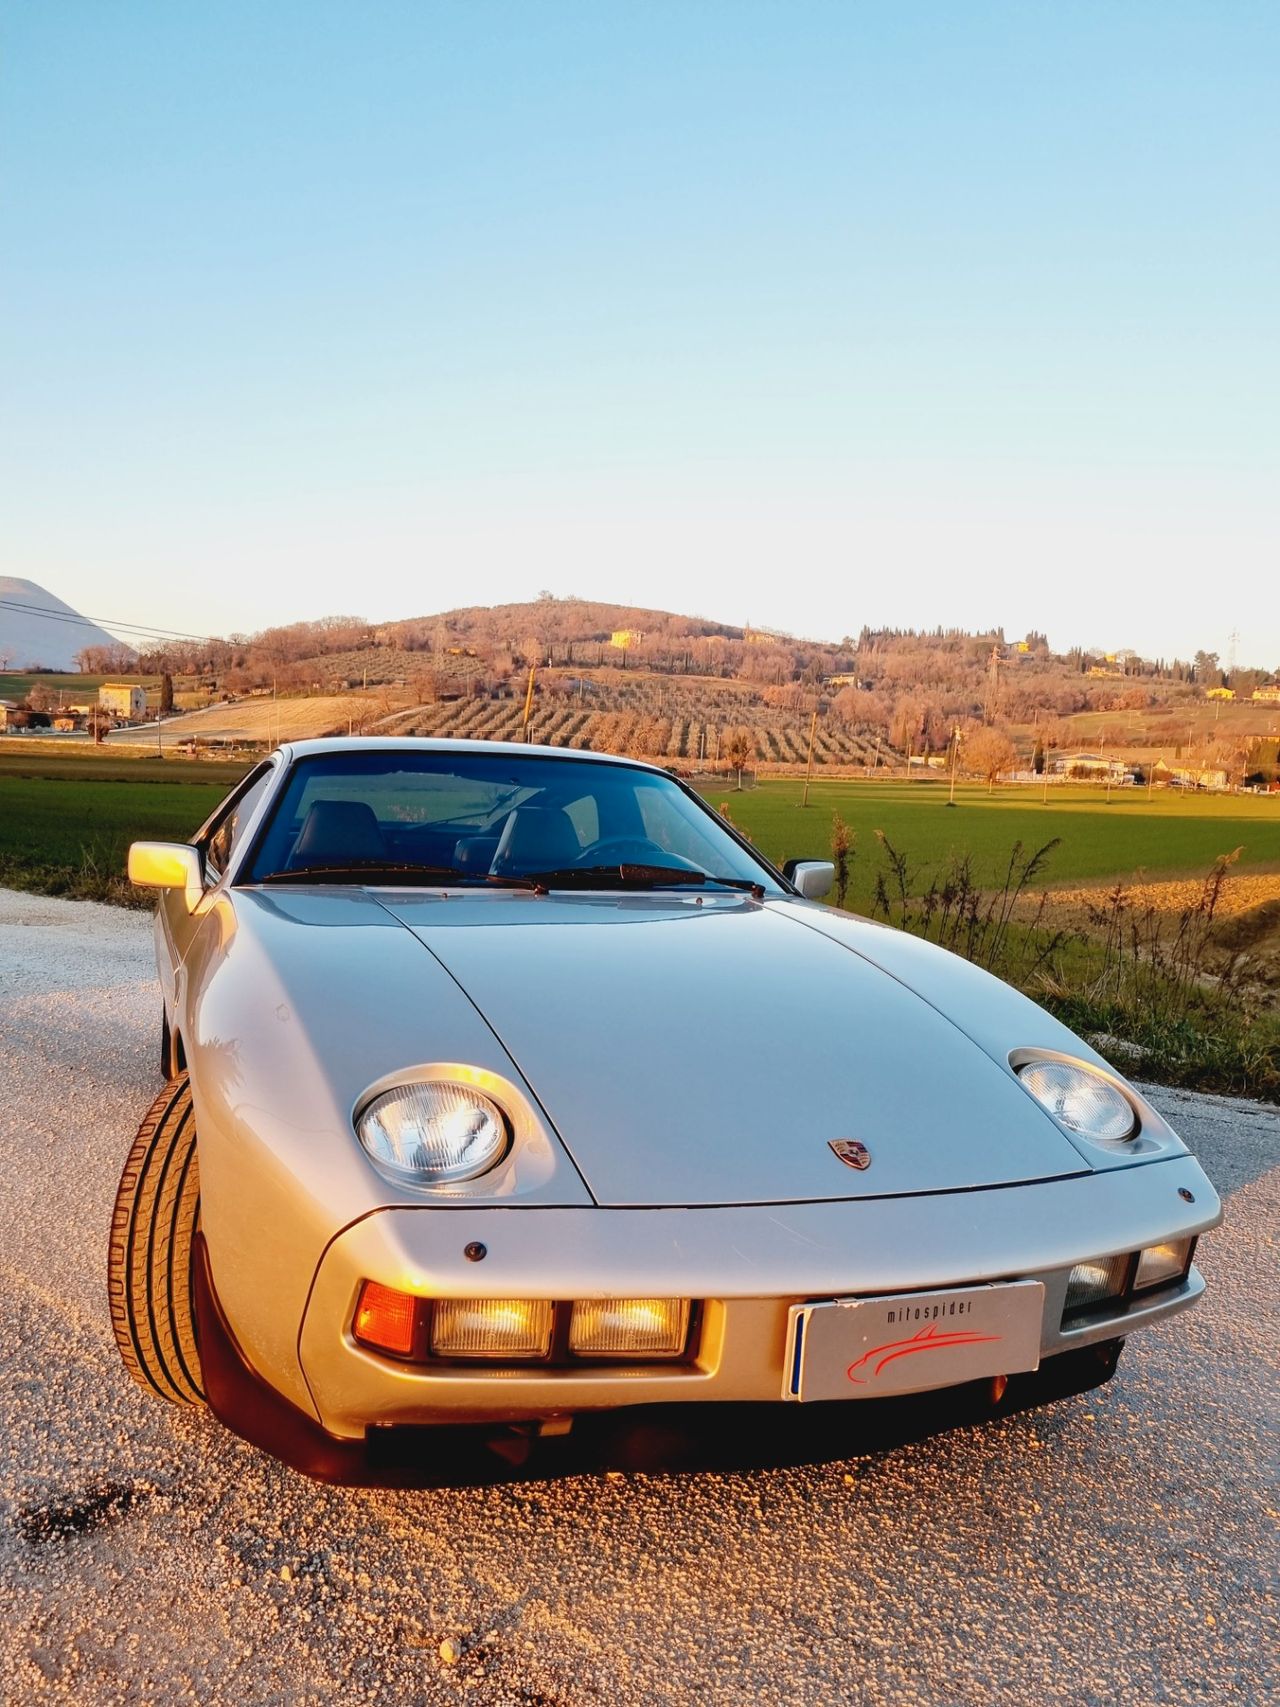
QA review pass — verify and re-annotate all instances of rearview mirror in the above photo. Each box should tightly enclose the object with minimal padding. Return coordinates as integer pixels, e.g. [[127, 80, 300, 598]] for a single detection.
[[128, 842, 204, 911], [787, 860, 835, 901]]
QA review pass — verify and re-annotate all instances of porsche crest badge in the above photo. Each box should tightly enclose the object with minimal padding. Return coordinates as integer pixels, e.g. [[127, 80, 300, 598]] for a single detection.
[[828, 1138, 872, 1171]]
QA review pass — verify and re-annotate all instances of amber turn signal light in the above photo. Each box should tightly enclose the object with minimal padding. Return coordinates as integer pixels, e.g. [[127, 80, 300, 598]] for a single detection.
[[353, 1280, 418, 1357]]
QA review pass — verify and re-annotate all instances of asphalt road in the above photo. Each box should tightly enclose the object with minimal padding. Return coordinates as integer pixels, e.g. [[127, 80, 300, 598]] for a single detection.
[[1, 888, 1276, 1707]]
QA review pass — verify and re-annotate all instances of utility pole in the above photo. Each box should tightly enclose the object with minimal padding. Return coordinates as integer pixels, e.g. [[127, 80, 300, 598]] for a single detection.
[[948, 726, 961, 807], [801, 708, 817, 807], [521, 665, 537, 742], [986, 643, 1002, 723]]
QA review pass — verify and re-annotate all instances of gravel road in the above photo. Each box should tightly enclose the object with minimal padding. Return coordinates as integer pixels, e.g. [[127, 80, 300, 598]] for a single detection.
[[1, 887, 1276, 1706]]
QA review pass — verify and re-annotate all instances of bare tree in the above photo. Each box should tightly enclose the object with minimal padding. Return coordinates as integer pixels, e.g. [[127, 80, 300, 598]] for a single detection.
[[964, 726, 1018, 792], [724, 728, 754, 789]]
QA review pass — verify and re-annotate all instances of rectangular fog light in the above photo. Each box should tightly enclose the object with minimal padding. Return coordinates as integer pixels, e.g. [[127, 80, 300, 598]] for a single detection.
[[1063, 1253, 1131, 1317], [569, 1298, 691, 1358], [1134, 1239, 1193, 1293], [430, 1298, 553, 1359]]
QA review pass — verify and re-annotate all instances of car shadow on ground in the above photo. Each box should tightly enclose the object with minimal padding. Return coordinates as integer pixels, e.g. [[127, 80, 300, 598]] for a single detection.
[[358, 1339, 1121, 1488]]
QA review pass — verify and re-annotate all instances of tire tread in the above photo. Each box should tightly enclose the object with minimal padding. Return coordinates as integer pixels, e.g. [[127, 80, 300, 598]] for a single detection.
[[107, 1075, 205, 1405]]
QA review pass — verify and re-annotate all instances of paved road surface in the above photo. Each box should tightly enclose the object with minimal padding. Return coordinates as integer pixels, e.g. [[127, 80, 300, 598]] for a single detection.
[[1, 889, 1276, 1705]]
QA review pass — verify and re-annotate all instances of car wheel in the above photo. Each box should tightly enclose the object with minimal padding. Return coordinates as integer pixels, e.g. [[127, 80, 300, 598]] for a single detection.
[[107, 1075, 206, 1405]]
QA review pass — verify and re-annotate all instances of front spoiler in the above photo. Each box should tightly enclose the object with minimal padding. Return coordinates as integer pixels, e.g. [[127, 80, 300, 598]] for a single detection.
[[192, 1234, 1130, 1487]]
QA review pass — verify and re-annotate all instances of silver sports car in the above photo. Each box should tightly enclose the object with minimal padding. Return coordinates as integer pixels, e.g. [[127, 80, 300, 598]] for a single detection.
[[111, 738, 1220, 1481]]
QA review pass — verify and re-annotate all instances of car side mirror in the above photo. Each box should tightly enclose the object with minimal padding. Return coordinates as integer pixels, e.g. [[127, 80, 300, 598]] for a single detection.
[[786, 860, 835, 901], [128, 842, 204, 912]]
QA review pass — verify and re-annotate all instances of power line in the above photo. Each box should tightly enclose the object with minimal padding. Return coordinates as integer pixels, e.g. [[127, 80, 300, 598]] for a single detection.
[[0, 597, 224, 646]]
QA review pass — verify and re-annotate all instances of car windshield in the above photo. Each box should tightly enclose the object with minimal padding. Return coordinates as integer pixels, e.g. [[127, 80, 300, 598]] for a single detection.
[[242, 749, 783, 893]]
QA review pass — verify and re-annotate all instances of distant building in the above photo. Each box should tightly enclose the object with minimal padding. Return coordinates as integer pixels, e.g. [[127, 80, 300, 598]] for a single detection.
[[53, 714, 81, 732], [609, 630, 645, 650], [1051, 751, 1131, 779], [1154, 760, 1229, 792], [99, 683, 147, 720], [1251, 685, 1280, 703]]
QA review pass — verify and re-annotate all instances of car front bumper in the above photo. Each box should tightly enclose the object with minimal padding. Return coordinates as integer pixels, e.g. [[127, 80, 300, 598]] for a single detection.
[[288, 1152, 1218, 1440]]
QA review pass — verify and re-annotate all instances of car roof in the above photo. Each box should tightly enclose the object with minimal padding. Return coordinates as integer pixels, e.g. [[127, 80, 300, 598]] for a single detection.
[[277, 736, 667, 773]]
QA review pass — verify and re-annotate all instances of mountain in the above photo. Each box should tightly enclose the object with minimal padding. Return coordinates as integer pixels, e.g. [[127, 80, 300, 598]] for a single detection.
[[0, 578, 134, 672]]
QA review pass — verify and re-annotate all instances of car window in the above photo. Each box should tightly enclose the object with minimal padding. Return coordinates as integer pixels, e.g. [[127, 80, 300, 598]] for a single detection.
[[287, 768, 518, 829], [563, 794, 599, 846], [241, 750, 781, 891], [635, 780, 747, 871], [204, 766, 275, 879]]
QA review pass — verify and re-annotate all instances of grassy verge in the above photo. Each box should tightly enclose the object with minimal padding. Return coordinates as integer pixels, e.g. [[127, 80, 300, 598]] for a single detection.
[[0, 849, 147, 908], [864, 832, 1279, 1103]]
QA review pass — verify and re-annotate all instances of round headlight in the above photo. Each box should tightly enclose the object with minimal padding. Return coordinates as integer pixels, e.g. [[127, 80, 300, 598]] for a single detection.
[[1017, 1059, 1137, 1143], [357, 1082, 508, 1184]]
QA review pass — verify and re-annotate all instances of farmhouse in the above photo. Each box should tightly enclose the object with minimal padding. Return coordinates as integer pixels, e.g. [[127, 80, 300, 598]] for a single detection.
[[99, 682, 147, 720], [1051, 751, 1130, 779], [1252, 685, 1280, 703], [1153, 761, 1230, 791]]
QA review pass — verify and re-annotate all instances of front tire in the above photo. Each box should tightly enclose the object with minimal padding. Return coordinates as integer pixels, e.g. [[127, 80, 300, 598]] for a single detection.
[[107, 1075, 205, 1405]]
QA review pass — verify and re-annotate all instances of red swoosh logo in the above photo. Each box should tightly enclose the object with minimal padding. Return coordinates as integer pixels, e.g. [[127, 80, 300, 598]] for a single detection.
[[846, 1324, 1002, 1384]]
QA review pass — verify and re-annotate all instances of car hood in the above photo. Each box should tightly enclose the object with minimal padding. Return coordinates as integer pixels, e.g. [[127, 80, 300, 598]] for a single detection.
[[380, 891, 1089, 1207]]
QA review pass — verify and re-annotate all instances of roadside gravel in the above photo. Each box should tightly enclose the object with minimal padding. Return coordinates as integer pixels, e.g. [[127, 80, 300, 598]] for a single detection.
[[1, 888, 1276, 1706]]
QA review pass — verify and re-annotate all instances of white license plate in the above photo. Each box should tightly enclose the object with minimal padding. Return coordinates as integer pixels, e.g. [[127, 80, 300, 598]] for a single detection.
[[784, 1281, 1044, 1402]]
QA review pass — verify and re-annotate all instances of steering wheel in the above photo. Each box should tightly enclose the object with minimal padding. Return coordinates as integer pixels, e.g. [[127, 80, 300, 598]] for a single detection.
[[576, 837, 701, 871]]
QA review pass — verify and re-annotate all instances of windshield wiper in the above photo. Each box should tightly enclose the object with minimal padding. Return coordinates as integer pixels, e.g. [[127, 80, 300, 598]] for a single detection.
[[487, 863, 766, 898], [257, 862, 469, 885]]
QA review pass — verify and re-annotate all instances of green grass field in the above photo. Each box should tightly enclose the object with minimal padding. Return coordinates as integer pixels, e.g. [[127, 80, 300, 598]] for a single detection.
[[706, 779, 1280, 910], [2, 752, 1276, 910], [0, 671, 159, 700], [0, 751, 250, 902]]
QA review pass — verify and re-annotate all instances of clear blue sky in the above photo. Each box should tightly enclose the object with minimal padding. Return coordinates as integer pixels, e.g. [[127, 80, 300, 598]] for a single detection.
[[3, 2, 1276, 665]]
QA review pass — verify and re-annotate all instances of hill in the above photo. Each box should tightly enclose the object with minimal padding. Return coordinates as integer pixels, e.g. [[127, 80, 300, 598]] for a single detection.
[[63, 594, 1278, 782], [0, 578, 134, 674]]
